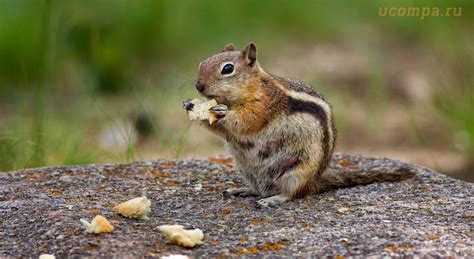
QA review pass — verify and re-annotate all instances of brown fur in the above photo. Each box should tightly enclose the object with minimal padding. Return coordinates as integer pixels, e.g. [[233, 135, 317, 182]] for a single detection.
[[258, 139, 282, 158], [192, 43, 412, 207], [316, 167, 417, 193]]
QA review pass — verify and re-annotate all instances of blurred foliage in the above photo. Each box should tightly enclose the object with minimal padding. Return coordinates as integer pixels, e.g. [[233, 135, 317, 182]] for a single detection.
[[0, 0, 472, 171], [1, 0, 472, 95]]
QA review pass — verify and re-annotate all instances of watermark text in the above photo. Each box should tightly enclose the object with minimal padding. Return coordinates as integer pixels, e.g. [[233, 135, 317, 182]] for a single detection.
[[379, 7, 462, 19]]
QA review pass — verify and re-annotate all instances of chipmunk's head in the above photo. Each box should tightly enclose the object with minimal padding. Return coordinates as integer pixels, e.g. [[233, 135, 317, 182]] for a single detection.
[[195, 42, 262, 106]]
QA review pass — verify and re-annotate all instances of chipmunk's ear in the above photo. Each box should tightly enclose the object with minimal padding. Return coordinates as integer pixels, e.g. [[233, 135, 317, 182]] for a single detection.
[[241, 42, 257, 66], [222, 43, 235, 52]]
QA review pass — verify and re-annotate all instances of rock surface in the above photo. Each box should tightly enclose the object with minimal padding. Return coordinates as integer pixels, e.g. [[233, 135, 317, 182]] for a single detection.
[[1, 153, 473, 257]]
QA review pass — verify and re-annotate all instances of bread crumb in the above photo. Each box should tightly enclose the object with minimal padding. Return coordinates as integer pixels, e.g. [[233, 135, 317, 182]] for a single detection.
[[187, 99, 218, 124], [39, 254, 55, 259], [80, 215, 114, 234], [158, 225, 204, 248], [114, 196, 151, 220]]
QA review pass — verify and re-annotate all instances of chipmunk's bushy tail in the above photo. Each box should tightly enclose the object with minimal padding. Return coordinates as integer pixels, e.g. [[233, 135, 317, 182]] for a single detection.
[[316, 167, 416, 193]]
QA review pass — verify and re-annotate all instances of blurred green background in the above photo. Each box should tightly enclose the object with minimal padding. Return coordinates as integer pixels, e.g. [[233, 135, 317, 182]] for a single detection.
[[0, 0, 472, 181]]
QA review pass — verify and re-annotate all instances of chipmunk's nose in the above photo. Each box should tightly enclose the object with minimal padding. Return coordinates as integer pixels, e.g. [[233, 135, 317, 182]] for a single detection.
[[195, 79, 206, 92]]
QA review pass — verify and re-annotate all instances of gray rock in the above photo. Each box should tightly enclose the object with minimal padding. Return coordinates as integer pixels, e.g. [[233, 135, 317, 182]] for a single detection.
[[0, 153, 472, 257]]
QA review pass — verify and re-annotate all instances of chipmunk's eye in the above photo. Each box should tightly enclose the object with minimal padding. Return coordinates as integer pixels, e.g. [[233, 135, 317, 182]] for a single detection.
[[221, 63, 234, 75]]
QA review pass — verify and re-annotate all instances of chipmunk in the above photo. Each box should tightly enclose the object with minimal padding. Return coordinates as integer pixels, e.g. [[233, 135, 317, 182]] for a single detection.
[[183, 43, 414, 207]]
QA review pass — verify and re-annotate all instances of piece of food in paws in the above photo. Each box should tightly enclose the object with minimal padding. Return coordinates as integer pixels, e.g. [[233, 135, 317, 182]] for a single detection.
[[39, 254, 56, 259], [158, 225, 204, 248], [114, 196, 151, 220], [80, 215, 114, 234], [185, 99, 218, 124]]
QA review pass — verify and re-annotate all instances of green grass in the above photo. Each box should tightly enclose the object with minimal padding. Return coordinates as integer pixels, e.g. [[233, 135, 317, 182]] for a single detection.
[[435, 84, 474, 160], [0, 117, 97, 171]]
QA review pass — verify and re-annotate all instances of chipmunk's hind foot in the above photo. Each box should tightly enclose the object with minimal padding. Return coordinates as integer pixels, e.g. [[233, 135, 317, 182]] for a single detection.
[[256, 194, 290, 208], [222, 188, 256, 199]]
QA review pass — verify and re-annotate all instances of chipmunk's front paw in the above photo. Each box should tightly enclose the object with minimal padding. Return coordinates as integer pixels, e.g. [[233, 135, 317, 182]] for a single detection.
[[209, 104, 228, 122], [182, 99, 194, 111]]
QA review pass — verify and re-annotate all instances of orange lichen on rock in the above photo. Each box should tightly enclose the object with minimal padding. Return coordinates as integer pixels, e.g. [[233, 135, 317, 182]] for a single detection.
[[263, 242, 283, 251]]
